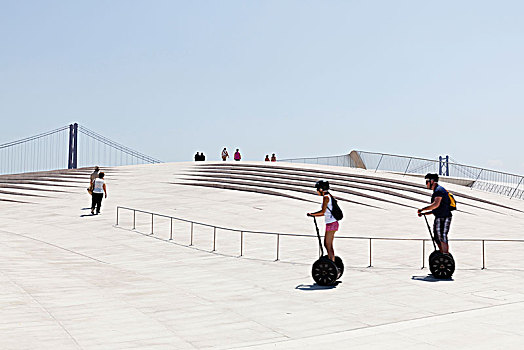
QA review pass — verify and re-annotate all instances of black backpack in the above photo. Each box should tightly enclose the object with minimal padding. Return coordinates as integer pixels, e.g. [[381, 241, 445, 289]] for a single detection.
[[327, 194, 343, 221]]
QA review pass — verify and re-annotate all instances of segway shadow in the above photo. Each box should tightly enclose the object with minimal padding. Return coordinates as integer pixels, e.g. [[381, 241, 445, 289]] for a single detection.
[[310, 216, 344, 286]]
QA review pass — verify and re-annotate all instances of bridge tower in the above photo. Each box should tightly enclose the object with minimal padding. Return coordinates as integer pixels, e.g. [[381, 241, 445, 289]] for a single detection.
[[68, 123, 78, 169], [439, 155, 449, 176]]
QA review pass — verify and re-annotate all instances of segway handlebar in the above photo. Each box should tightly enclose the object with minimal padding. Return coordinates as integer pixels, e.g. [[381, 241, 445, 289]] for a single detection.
[[422, 214, 437, 250], [310, 216, 324, 257]]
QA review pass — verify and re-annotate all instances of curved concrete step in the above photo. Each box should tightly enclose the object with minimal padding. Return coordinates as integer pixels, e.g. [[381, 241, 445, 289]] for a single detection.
[[195, 164, 521, 213], [187, 169, 498, 214]]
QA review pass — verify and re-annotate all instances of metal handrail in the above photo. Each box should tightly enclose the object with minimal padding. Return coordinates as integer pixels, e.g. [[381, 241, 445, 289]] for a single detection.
[[280, 150, 524, 200], [115, 206, 524, 269], [282, 150, 524, 179]]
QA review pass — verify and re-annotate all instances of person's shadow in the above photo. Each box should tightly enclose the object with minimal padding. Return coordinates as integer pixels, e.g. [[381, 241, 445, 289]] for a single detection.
[[296, 281, 341, 290], [80, 207, 96, 217], [412, 274, 454, 282]]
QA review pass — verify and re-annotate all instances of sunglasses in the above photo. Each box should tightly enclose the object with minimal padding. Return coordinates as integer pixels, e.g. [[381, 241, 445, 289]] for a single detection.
[[426, 180, 432, 184]]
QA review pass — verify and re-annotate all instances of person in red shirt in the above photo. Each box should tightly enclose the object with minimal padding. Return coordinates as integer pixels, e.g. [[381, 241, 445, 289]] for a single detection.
[[234, 149, 241, 161]]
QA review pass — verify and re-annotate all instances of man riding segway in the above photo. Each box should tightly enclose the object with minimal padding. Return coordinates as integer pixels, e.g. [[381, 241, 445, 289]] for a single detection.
[[418, 173, 456, 279], [418, 173, 453, 254]]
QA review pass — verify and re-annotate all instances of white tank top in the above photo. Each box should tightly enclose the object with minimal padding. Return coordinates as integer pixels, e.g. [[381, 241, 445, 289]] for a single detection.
[[93, 179, 105, 193], [324, 194, 336, 224]]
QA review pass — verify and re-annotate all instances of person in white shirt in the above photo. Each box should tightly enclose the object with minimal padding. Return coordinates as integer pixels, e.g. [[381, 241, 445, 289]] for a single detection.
[[307, 180, 339, 262], [221, 148, 229, 161], [91, 172, 107, 215]]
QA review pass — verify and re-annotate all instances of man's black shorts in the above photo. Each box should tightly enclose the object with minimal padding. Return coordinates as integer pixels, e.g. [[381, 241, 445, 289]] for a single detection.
[[433, 217, 452, 244]]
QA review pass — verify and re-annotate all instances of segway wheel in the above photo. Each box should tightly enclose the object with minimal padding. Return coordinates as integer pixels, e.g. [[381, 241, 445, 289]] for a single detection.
[[429, 252, 455, 279], [334, 256, 344, 279], [312, 257, 338, 286], [429, 250, 439, 263]]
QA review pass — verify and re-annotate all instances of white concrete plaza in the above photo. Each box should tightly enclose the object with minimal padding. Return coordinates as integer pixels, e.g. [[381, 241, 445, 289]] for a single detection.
[[1, 162, 523, 349]]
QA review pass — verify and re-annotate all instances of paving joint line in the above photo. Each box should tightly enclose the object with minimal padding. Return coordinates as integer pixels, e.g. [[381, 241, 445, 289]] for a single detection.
[[0, 228, 109, 264], [227, 300, 524, 349]]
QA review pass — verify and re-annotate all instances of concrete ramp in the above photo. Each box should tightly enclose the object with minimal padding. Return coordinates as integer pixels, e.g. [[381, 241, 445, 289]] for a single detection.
[[1, 162, 523, 349]]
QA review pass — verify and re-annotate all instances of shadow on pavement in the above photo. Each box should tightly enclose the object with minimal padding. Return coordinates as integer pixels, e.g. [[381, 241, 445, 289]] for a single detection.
[[412, 275, 454, 282], [295, 281, 341, 290]]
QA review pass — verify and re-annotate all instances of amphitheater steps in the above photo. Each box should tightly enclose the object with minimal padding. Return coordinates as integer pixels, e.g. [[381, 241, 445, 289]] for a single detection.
[[0, 167, 118, 202], [182, 173, 417, 209], [188, 169, 508, 215], [196, 163, 521, 212], [175, 163, 521, 215]]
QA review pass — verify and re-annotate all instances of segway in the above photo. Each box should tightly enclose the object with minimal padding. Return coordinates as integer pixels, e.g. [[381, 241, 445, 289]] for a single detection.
[[310, 216, 344, 285], [423, 214, 455, 279]]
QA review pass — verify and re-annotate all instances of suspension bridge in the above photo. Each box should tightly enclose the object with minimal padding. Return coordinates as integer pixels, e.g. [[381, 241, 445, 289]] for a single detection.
[[0, 123, 162, 175]]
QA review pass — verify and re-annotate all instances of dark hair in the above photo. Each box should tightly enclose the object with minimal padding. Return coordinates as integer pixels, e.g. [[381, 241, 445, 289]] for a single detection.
[[424, 173, 439, 182], [315, 180, 330, 191], [99, 172, 105, 179]]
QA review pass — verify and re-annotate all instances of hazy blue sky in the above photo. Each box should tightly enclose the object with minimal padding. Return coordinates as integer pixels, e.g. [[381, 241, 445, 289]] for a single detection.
[[1, 1, 523, 173]]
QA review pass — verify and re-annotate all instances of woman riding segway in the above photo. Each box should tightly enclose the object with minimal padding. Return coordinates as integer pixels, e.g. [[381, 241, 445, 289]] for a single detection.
[[307, 180, 340, 262], [307, 180, 344, 285]]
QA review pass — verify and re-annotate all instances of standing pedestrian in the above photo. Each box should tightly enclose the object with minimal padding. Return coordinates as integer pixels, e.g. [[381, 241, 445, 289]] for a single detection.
[[418, 173, 453, 254], [264, 155, 270, 161], [271, 153, 277, 162], [88, 166, 99, 193], [194, 152, 200, 161], [221, 148, 229, 161], [91, 172, 107, 215], [234, 149, 241, 161]]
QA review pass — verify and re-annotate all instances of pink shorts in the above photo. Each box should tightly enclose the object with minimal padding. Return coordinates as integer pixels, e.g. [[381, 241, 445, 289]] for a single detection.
[[325, 221, 339, 232]]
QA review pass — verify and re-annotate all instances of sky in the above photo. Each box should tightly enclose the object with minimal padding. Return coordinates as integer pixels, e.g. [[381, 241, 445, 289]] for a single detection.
[[1, 0, 523, 174]]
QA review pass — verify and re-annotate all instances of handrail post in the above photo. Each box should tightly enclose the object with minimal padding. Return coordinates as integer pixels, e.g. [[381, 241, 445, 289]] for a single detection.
[[190, 222, 193, 246], [213, 227, 216, 251], [368, 238, 372, 267], [482, 240, 486, 269], [116, 206, 119, 225], [471, 169, 484, 190], [169, 218, 173, 240], [133, 209, 136, 230], [276, 234, 280, 261], [150, 213, 153, 235], [421, 239, 425, 269], [510, 177, 523, 199], [403, 157, 413, 176], [240, 231, 243, 256], [374, 155, 383, 173]]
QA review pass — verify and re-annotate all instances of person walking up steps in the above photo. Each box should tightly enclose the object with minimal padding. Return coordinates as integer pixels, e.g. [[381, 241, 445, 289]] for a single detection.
[[418, 173, 453, 254], [91, 172, 107, 215], [88, 166, 99, 194]]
